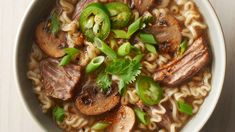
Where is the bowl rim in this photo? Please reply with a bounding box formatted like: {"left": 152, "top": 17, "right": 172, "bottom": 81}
{"left": 13, "top": 0, "right": 226, "bottom": 131}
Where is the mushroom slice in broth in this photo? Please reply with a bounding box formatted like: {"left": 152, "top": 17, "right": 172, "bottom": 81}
{"left": 75, "top": 78, "right": 120, "bottom": 116}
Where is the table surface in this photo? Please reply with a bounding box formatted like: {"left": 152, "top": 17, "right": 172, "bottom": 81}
{"left": 0, "top": 0, "right": 235, "bottom": 131}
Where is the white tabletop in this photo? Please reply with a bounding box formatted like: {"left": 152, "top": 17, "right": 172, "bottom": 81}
{"left": 0, "top": 0, "right": 235, "bottom": 131}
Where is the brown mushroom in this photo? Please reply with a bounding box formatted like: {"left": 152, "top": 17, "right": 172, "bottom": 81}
{"left": 35, "top": 22, "right": 66, "bottom": 58}
{"left": 133, "top": 0, "right": 154, "bottom": 14}
{"left": 107, "top": 106, "right": 135, "bottom": 132}
{"left": 40, "top": 58, "right": 81, "bottom": 100}
{"left": 75, "top": 78, "right": 120, "bottom": 116}
{"left": 147, "top": 14, "right": 182, "bottom": 53}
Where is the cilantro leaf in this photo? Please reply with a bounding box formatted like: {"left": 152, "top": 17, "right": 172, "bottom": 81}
{"left": 106, "top": 58, "right": 142, "bottom": 93}
{"left": 52, "top": 106, "right": 65, "bottom": 122}
{"left": 50, "top": 10, "right": 61, "bottom": 35}
{"left": 96, "top": 71, "right": 112, "bottom": 92}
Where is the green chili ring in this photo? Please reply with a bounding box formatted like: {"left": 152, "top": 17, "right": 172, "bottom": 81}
{"left": 106, "top": 2, "right": 131, "bottom": 28}
{"left": 79, "top": 3, "right": 111, "bottom": 41}
{"left": 136, "top": 76, "right": 163, "bottom": 106}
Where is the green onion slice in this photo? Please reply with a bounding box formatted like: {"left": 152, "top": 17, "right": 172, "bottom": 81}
{"left": 133, "top": 54, "right": 144, "bottom": 63}
{"left": 86, "top": 56, "right": 105, "bottom": 73}
{"left": 91, "top": 121, "right": 111, "bottom": 131}
{"left": 134, "top": 108, "right": 150, "bottom": 125}
{"left": 59, "top": 48, "right": 79, "bottom": 66}
{"left": 118, "top": 42, "right": 131, "bottom": 56}
{"left": 178, "top": 40, "right": 188, "bottom": 55}
{"left": 112, "top": 29, "right": 128, "bottom": 39}
{"left": 64, "top": 48, "right": 79, "bottom": 56}
{"left": 177, "top": 100, "right": 193, "bottom": 115}
{"left": 59, "top": 55, "right": 72, "bottom": 66}
{"left": 127, "top": 17, "right": 142, "bottom": 38}
{"left": 52, "top": 106, "right": 65, "bottom": 122}
{"left": 94, "top": 37, "right": 117, "bottom": 59}
{"left": 140, "top": 33, "right": 157, "bottom": 44}
{"left": 145, "top": 44, "right": 157, "bottom": 54}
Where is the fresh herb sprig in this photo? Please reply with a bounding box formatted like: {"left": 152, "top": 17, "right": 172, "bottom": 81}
{"left": 96, "top": 57, "right": 142, "bottom": 95}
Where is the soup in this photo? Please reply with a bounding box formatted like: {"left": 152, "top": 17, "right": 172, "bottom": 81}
{"left": 27, "top": 0, "right": 212, "bottom": 131}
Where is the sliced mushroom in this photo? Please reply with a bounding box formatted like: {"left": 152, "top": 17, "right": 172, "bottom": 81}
{"left": 40, "top": 58, "right": 81, "bottom": 100}
{"left": 147, "top": 14, "right": 182, "bottom": 53}
{"left": 107, "top": 106, "right": 135, "bottom": 132}
{"left": 75, "top": 78, "right": 120, "bottom": 115}
{"left": 72, "top": 0, "right": 95, "bottom": 20}
{"left": 35, "top": 22, "right": 66, "bottom": 58}
{"left": 133, "top": 0, "right": 154, "bottom": 14}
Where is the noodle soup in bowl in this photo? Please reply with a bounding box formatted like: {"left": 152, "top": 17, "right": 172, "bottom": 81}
{"left": 14, "top": 0, "right": 226, "bottom": 131}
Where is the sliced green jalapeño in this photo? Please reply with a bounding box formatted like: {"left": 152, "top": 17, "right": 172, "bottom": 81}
{"left": 106, "top": 2, "right": 131, "bottom": 29}
{"left": 136, "top": 76, "right": 163, "bottom": 106}
{"left": 79, "top": 3, "right": 111, "bottom": 41}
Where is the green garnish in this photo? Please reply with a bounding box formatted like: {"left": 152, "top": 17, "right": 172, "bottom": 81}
{"left": 96, "top": 57, "right": 142, "bottom": 94}
{"left": 145, "top": 44, "right": 157, "bottom": 54}
{"left": 96, "top": 70, "right": 112, "bottom": 92}
{"left": 140, "top": 33, "right": 157, "bottom": 44}
{"left": 127, "top": 17, "right": 143, "bottom": 38}
{"left": 178, "top": 40, "right": 188, "bottom": 55}
{"left": 118, "top": 42, "right": 131, "bottom": 56}
{"left": 177, "top": 100, "right": 193, "bottom": 115}
{"left": 59, "top": 48, "right": 79, "bottom": 66}
{"left": 134, "top": 108, "right": 150, "bottom": 125}
{"left": 52, "top": 106, "right": 65, "bottom": 122}
{"left": 94, "top": 37, "right": 117, "bottom": 60}
{"left": 136, "top": 76, "right": 163, "bottom": 106}
{"left": 86, "top": 56, "right": 105, "bottom": 73}
{"left": 50, "top": 10, "right": 61, "bottom": 35}
{"left": 112, "top": 29, "right": 128, "bottom": 39}
{"left": 91, "top": 121, "right": 111, "bottom": 131}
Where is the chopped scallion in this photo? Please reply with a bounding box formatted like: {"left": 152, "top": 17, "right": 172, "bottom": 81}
{"left": 59, "top": 55, "right": 72, "bottom": 66}
{"left": 178, "top": 40, "right": 188, "bottom": 55}
{"left": 118, "top": 42, "right": 131, "bottom": 56}
{"left": 112, "top": 30, "right": 128, "bottom": 39}
{"left": 94, "top": 37, "right": 117, "bottom": 60}
{"left": 140, "top": 33, "right": 157, "bottom": 44}
{"left": 134, "top": 108, "right": 150, "bottom": 125}
{"left": 127, "top": 17, "right": 142, "bottom": 38}
{"left": 145, "top": 44, "right": 157, "bottom": 54}
{"left": 91, "top": 121, "right": 111, "bottom": 131}
{"left": 86, "top": 56, "right": 105, "bottom": 73}
{"left": 177, "top": 100, "right": 193, "bottom": 115}
{"left": 59, "top": 48, "right": 79, "bottom": 66}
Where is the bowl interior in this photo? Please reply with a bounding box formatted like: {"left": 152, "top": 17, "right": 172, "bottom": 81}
{"left": 14, "top": 0, "right": 226, "bottom": 131}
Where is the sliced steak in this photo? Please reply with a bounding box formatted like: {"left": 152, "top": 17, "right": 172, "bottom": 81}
{"left": 72, "top": 0, "right": 95, "bottom": 20}
{"left": 40, "top": 58, "right": 81, "bottom": 100}
{"left": 75, "top": 78, "right": 120, "bottom": 115}
{"left": 153, "top": 37, "right": 210, "bottom": 87}
{"left": 147, "top": 15, "right": 182, "bottom": 54}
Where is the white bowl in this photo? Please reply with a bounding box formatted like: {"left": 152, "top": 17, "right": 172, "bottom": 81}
{"left": 13, "top": 0, "right": 226, "bottom": 131}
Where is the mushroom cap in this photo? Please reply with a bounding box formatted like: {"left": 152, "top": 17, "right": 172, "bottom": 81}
{"left": 35, "top": 22, "right": 66, "bottom": 58}
{"left": 107, "top": 106, "right": 135, "bottom": 132}
{"left": 147, "top": 15, "right": 182, "bottom": 53}
{"left": 75, "top": 79, "right": 120, "bottom": 116}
